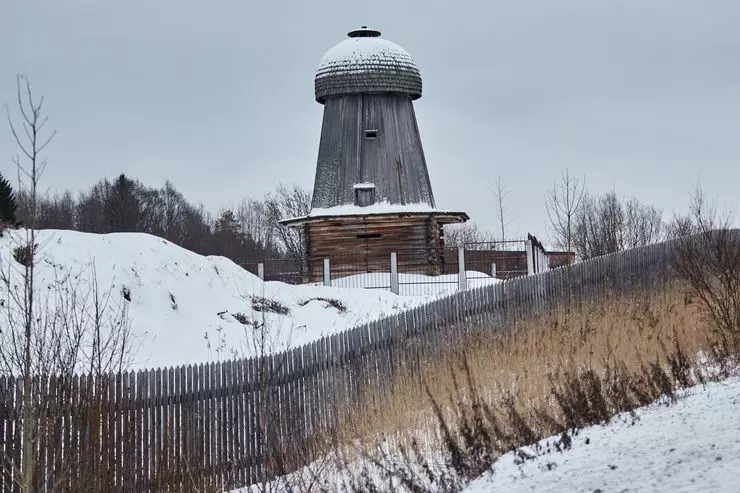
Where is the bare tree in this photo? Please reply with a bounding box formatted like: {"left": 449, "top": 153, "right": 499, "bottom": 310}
{"left": 238, "top": 197, "right": 279, "bottom": 254}
{"left": 490, "top": 176, "right": 510, "bottom": 242}
{"left": 546, "top": 169, "right": 585, "bottom": 259}
{"left": 673, "top": 183, "right": 740, "bottom": 354}
{"left": 2, "top": 75, "right": 133, "bottom": 492}
{"left": 573, "top": 191, "right": 624, "bottom": 259}
{"left": 75, "top": 179, "right": 111, "bottom": 233}
{"left": 3, "top": 74, "right": 55, "bottom": 492}
{"left": 623, "top": 197, "right": 663, "bottom": 249}
{"left": 573, "top": 192, "right": 664, "bottom": 260}
{"left": 265, "top": 183, "right": 311, "bottom": 259}
{"left": 158, "top": 180, "right": 188, "bottom": 242}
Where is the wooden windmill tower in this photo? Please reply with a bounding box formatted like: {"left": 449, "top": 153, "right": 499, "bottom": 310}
{"left": 282, "top": 27, "right": 468, "bottom": 281}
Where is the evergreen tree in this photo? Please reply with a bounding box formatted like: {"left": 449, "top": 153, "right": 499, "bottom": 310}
{"left": 0, "top": 172, "right": 18, "bottom": 224}
{"left": 103, "top": 174, "right": 142, "bottom": 232}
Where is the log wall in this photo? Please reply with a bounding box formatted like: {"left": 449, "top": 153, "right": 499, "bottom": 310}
{"left": 305, "top": 215, "right": 445, "bottom": 282}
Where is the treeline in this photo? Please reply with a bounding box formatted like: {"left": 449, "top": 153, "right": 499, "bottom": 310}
{"left": 448, "top": 187, "right": 700, "bottom": 261}
{"left": 12, "top": 173, "right": 311, "bottom": 267}
{"left": 4, "top": 171, "right": 708, "bottom": 267}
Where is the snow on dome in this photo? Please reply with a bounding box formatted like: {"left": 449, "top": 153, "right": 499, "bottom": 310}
{"left": 314, "top": 27, "right": 422, "bottom": 103}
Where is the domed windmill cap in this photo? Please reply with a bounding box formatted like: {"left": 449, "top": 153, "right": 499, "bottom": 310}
{"left": 314, "top": 26, "right": 422, "bottom": 104}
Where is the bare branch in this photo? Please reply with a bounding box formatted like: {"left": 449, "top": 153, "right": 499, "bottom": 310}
{"left": 545, "top": 169, "right": 585, "bottom": 256}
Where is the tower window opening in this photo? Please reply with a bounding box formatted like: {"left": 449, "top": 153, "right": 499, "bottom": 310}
{"left": 364, "top": 129, "right": 378, "bottom": 139}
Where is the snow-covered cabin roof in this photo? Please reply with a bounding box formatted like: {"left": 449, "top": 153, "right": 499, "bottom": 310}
{"left": 280, "top": 202, "right": 469, "bottom": 227}
{"left": 314, "top": 27, "right": 422, "bottom": 104}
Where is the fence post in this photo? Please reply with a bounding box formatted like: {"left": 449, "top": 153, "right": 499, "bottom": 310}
{"left": 258, "top": 262, "right": 265, "bottom": 281}
{"left": 491, "top": 262, "right": 497, "bottom": 278}
{"left": 390, "top": 252, "right": 399, "bottom": 295}
{"left": 458, "top": 247, "right": 467, "bottom": 291}
{"left": 526, "top": 239, "right": 534, "bottom": 275}
{"left": 323, "top": 258, "right": 331, "bottom": 287}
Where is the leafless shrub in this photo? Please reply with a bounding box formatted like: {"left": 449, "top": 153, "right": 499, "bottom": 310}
{"left": 672, "top": 184, "right": 740, "bottom": 354}
{"left": 250, "top": 295, "right": 291, "bottom": 315}
{"left": 298, "top": 297, "right": 348, "bottom": 313}
{"left": 12, "top": 243, "right": 35, "bottom": 267}
{"left": 249, "top": 295, "right": 290, "bottom": 315}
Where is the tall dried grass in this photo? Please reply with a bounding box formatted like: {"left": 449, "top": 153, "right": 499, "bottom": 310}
{"left": 333, "top": 283, "right": 711, "bottom": 467}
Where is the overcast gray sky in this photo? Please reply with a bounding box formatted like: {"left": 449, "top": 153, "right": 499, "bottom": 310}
{"left": 2, "top": 0, "right": 738, "bottom": 242}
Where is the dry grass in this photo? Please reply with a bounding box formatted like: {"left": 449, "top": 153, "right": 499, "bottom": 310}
{"left": 334, "top": 283, "right": 711, "bottom": 460}
{"left": 243, "top": 282, "right": 727, "bottom": 492}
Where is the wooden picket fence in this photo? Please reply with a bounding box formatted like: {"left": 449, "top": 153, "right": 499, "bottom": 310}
{"left": 0, "top": 235, "right": 699, "bottom": 492}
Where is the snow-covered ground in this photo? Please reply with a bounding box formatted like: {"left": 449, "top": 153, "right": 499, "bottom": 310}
{"left": 464, "top": 376, "right": 740, "bottom": 493}
{"left": 0, "top": 230, "right": 495, "bottom": 370}
{"left": 226, "top": 376, "right": 740, "bottom": 492}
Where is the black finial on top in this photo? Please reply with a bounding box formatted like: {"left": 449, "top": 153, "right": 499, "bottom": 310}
{"left": 348, "top": 27, "right": 381, "bottom": 38}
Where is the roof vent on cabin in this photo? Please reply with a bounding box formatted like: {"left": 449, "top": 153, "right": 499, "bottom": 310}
{"left": 353, "top": 182, "right": 376, "bottom": 207}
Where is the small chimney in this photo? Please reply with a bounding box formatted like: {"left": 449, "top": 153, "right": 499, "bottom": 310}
{"left": 353, "top": 182, "right": 376, "bottom": 207}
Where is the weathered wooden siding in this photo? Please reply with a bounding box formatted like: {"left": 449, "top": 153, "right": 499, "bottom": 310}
{"left": 311, "top": 93, "right": 436, "bottom": 210}
{"left": 305, "top": 215, "right": 444, "bottom": 281}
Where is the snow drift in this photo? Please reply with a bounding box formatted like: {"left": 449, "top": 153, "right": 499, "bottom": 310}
{"left": 0, "top": 230, "right": 496, "bottom": 370}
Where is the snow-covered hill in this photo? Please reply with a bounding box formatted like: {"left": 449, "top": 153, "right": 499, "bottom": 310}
{"left": 464, "top": 376, "right": 740, "bottom": 493}
{"left": 0, "top": 230, "right": 483, "bottom": 370}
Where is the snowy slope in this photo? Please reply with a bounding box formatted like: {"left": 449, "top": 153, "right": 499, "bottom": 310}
{"left": 464, "top": 376, "right": 740, "bottom": 493}
{"left": 0, "top": 230, "right": 484, "bottom": 370}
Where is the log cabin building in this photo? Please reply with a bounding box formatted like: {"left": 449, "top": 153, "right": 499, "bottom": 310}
{"left": 282, "top": 27, "right": 469, "bottom": 281}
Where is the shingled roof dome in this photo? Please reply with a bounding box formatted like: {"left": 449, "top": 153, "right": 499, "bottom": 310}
{"left": 314, "top": 27, "right": 422, "bottom": 104}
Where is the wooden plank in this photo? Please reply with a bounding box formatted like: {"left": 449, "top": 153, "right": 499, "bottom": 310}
{"left": 11, "top": 378, "right": 21, "bottom": 493}
{"left": 221, "top": 360, "right": 229, "bottom": 486}
{"left": 0, "top": 376, "right": 4, "bottom": 493}
{"left": 295, "top": 346, "right": 306, "bottom": 448}
{"left": 32, "top": 375, "right": 45, "bottom": 493}
{"left": 96, "top": 373, "right": 108, "bottom": 492}
{"left": 84, "top": 374, "right": 94, "bottom": 490}
{"left": 234, "top": 359, "right": 245, "bottom": 487}
{"left": 221, "top": 360, "right": 229, "bottom": 485}
{"left": 69, "top": 375, "right": 80, "bottom": 492}
{"left": 183, "top": 364, "right": 194, "bottom": 490}
{"left": 139, "top": 370, "right": 149, "bottom": 490}
{"left": 152, "top": 368, "right": 160, "bottom": 489}
{"left": 1, "top": 376, "right": 10, "bottom": 492}
{"left": 113, "top": 372, "right": 123, "bottom": 493}
{"left": 197, "top": 362, "right": 207, "bottom": 486}
{"left": 288, "top": 348, "right": 297, "bottom": 448}
{"left": 247, "top": 357, "right": 257, "bottom": 486}
{"left": 131, "top": 371, "right": 140, "bottom": 492}
{"left": 176, "top": 365, "right": 186, "bottom": 491}
{"left": 214, "top": 361, "right": 222, "bottom": 486}
{"left": 211, "top": 361, "right": 220, "bottom": 487}
{"left": 193, "top": 363, "right": 203, "bottom": 488}
{"left": 160, "top": 368, "right": 170, "bottom": 489}
{"left": 303, "top": 343, "right": 314, "bottom": 440}
{"left": 318, "top": 337, "right": 328, "bottom": 432}
{"left": 243, "top": 357, "right": 252, "bottom": 486}
{"left": 1, "top": 376, "right": 10, "bottom": 493}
